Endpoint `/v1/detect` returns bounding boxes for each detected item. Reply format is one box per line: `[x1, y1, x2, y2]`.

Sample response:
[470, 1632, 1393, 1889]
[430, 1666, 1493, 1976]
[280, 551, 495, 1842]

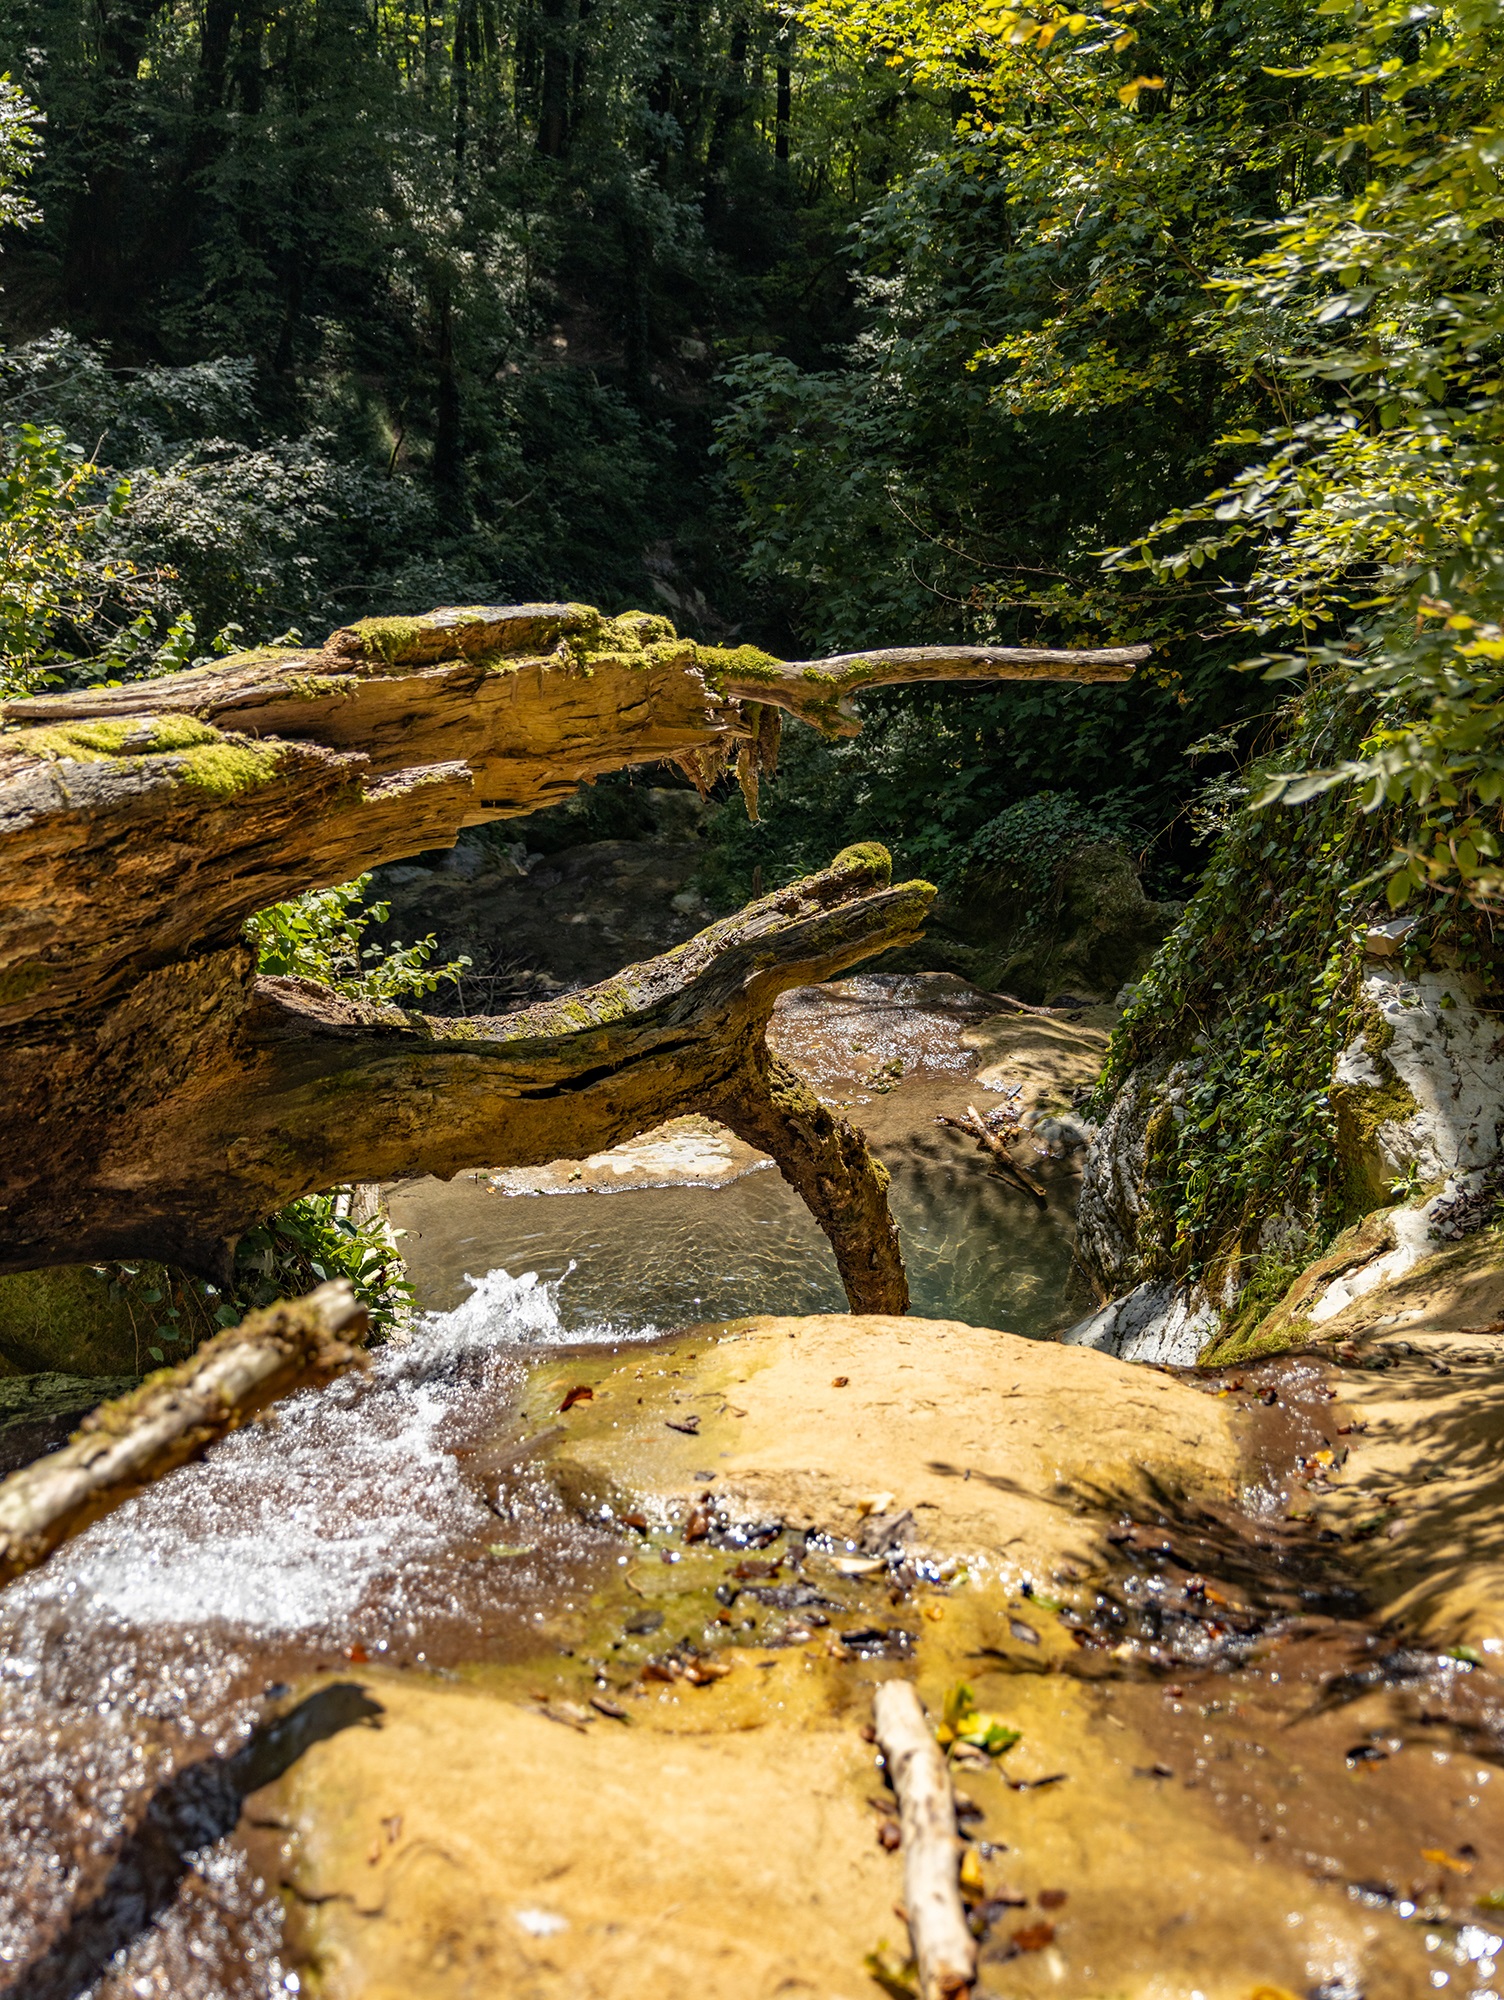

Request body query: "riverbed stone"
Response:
[533, 1312, 1245, 1574]
[265, 1313, 1427, 2000]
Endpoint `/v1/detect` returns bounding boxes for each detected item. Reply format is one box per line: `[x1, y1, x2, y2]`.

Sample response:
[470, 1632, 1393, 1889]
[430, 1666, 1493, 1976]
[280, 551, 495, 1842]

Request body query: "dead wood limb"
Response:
[0, 846, 930, 1291]
[716, 643, 1148, 737]
[0, 1282, 368, 1582]
[0, 602, 1142, 1282]
[873, 1680, 976, 2000]
[708, 1046, 908, 1314]
[937, 1105, 1048, 1204]
[978, 989, 1070, 1019]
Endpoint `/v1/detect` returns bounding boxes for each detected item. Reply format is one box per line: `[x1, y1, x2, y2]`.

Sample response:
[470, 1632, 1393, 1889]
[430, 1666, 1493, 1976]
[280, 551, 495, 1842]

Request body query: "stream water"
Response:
[3, 977, 1504, 1996]
[389, 975, 1093, 1338]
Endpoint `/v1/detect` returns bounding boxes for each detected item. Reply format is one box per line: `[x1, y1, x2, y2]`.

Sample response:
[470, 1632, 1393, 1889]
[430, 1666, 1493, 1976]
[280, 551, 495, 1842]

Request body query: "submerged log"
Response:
[873, 1680, 976, 2000]
[0, 603, 1145, 1290]
[0, 1281, 367, 1581]
[937, 1104, 1049, 1205]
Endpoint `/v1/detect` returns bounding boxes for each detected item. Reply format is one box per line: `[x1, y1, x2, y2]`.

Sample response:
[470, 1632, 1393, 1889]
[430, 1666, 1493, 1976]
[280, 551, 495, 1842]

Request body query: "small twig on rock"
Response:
[0, 1281, 369, 1583]
[977, 989, 1064, 1019]
[873, 1681, 976, 2000]
[936, 1104, 1048, 1204]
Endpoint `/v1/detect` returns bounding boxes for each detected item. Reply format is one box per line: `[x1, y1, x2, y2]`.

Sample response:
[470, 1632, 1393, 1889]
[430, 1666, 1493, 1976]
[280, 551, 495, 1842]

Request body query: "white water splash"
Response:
[8, 1266, 639, 1637]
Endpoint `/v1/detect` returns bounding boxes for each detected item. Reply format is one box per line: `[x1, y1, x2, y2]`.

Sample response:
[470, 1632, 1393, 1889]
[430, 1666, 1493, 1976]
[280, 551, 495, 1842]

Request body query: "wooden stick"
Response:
[0, 1281, 369, 1583]
[936, 1104, 1049, 1204]
[873, 1681, 976, 2000]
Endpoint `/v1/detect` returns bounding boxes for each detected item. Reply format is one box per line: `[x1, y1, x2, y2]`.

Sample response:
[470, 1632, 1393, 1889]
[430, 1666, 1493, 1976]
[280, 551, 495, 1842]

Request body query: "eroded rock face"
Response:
[1076, 944, 1504, 1367]
[1332, 958, 1504, 1199]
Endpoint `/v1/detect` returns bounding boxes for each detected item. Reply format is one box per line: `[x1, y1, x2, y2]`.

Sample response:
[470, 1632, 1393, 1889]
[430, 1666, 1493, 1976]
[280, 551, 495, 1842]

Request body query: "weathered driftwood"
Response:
[937, 1104, 1048, 1204]
[0, 603, 1144, 1287]
[873, 1680, 976, 2000]
[0, 1281, 367, 1581]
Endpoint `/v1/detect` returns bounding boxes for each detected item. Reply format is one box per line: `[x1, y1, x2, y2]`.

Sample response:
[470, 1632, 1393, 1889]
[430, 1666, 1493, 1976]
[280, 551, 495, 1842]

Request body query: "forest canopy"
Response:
[0, 0, 1497, 898]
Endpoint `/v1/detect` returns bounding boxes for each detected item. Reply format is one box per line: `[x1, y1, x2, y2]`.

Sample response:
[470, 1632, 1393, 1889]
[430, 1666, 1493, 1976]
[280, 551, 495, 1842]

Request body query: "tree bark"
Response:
[0, 1282, 368, 1582]
[712, 1045, 908, 1312]
[0, 603, 1145, 1288]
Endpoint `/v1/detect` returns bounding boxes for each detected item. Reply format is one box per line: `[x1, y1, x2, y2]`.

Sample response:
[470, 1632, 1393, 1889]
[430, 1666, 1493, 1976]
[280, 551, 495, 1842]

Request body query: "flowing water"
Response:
[389, 975, 1094, 1337]
[4, 977, 1504, 1997]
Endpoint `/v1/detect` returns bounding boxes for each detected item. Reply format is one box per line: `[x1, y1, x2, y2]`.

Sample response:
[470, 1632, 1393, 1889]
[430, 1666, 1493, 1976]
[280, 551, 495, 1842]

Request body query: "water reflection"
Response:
[390, 1153, 1088, 1338]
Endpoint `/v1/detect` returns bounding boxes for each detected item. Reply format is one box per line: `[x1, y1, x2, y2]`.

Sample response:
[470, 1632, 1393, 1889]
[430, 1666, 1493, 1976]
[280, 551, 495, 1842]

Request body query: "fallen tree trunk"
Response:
[873, 1680, 976, 2000]
[0, 1281, 367, 1581]
[0, 845, 927, 1304]
[0, 602, 1146, 1286]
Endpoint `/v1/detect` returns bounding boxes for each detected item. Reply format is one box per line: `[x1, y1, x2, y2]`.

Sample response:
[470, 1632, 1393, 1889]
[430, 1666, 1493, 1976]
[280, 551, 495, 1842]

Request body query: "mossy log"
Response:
[0, 604, 1145, 1294]
[0, 1281, 367, 1581]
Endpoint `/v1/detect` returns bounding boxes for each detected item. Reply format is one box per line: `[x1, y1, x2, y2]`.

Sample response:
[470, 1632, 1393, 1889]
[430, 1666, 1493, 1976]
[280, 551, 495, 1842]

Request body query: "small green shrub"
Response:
[232, 1195, 413, 1342]
[246, 872, 468, 1002]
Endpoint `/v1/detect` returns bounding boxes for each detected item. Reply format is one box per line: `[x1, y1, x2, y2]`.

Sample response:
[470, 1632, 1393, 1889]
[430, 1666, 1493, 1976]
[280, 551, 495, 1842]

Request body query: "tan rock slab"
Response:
[536, 1312, 1244, 1583]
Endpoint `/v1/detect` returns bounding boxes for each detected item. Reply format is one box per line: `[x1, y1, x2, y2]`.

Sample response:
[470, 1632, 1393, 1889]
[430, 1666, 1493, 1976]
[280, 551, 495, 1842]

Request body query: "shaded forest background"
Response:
[0, 0, 1313, 897]
[0, 0, 1497, 906]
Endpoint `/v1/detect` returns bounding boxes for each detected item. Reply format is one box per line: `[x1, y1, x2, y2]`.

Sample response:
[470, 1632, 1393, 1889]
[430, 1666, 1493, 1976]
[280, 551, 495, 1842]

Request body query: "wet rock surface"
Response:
[4, 1288, 1504, 1997]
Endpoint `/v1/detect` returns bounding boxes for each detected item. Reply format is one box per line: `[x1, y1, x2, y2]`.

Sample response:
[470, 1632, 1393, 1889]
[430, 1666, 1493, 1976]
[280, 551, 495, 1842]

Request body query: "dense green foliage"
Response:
[1092, 697, 1385, 1290]
[247, 872, 469, 1001]
[96, 1190, 413, 1364]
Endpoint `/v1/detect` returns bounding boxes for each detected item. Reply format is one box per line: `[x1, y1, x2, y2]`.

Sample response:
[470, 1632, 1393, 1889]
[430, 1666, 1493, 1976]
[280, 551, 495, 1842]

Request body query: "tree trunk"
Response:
[0, 603, 1145, 1291]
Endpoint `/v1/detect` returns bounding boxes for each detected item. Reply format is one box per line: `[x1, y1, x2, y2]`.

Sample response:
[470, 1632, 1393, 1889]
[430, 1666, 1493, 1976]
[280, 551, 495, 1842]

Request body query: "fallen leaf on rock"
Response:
[1423, 1847, 1474, 1875]
[682, 1657, 733, 1685]
[539, 1700, 592, 1731]
[938, 1681, 1022, 1757]
[832, 1376, 850, 1388]
[958, 1847, 985, 1897]
[1011, 1922, 1055, 1952]
[863, 1945, 918, 1998]
[559, 1385, 594, 1412]
[666, 1416, 700, 1435]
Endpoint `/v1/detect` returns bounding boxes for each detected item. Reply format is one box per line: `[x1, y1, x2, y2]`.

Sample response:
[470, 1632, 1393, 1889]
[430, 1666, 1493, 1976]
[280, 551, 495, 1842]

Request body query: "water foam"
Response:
[9, 1266, 636, 1638]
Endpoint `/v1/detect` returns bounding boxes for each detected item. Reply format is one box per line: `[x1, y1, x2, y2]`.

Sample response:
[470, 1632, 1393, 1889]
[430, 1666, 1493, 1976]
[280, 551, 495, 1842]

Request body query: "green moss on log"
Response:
[696, 643, 785, 686]
[11, 714, 284, 796]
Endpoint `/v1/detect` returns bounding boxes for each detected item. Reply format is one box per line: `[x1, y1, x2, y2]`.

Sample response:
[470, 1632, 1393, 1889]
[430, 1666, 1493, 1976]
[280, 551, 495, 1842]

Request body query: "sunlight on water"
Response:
[7, 1268, 630, 1639]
